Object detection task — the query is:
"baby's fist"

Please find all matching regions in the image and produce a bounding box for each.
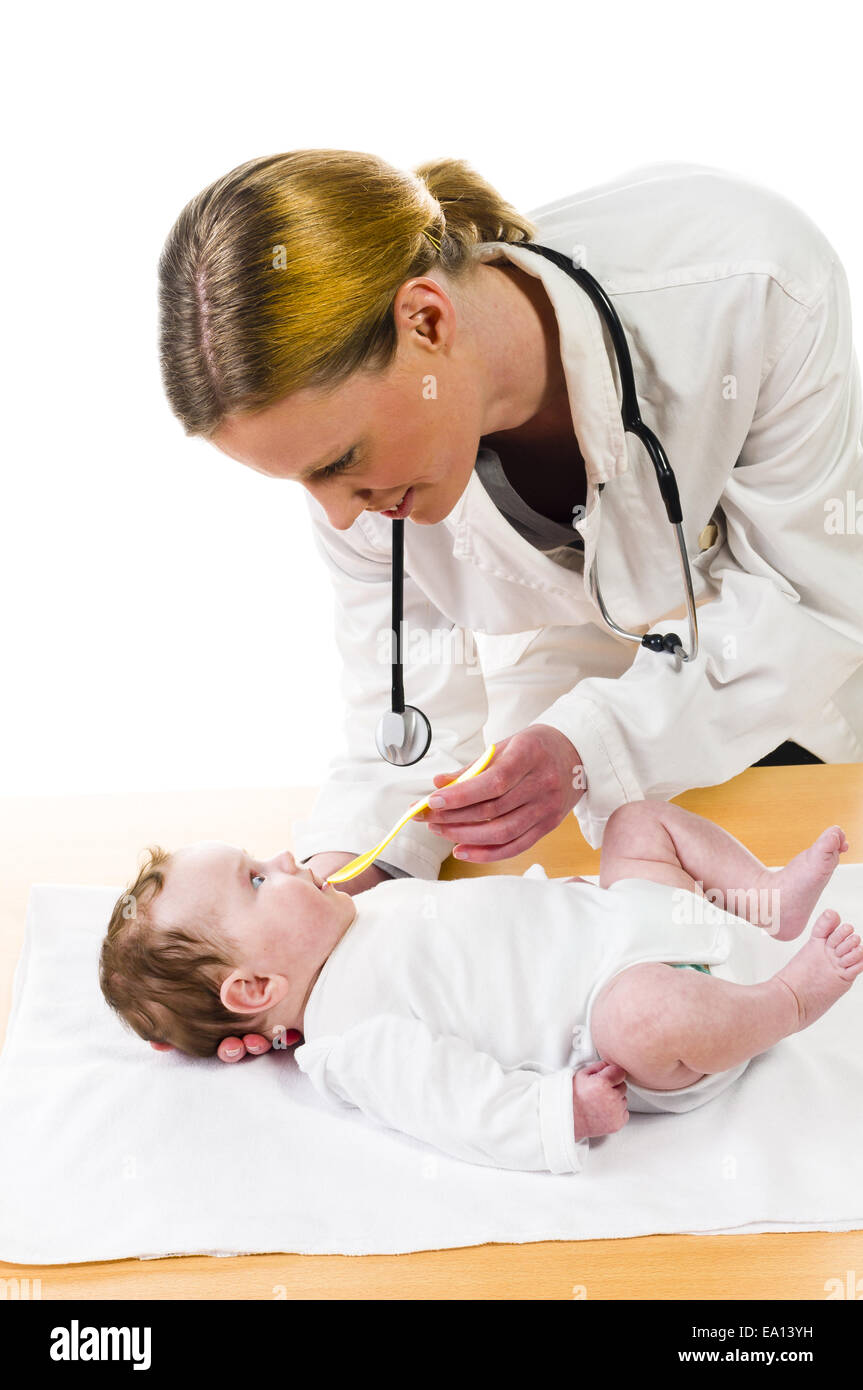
[572,1060,629,1140]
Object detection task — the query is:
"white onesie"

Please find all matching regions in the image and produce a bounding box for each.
[294,866,762,1174]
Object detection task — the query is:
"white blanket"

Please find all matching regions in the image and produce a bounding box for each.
[1,865,862,1264]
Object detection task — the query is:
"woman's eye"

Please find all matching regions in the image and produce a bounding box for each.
[250,873,265,889]
[318,449,355,480]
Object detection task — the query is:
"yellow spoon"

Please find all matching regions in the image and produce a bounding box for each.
[324,742,497,884]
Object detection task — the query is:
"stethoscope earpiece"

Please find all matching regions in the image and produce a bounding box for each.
[641,632,683,655]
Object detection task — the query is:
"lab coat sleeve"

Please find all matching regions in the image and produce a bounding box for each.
[529,256,863,847]
[295,1014,587,1174]
[291,496,490,880]
[368,857,411,880]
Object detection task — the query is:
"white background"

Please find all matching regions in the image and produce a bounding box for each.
[3,0,861,796]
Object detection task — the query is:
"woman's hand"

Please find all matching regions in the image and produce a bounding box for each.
[148,1032,289,1063]
[149,851,392,1063]
[415,724,585,863]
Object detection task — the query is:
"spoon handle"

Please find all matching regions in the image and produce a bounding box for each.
[324,742,496,884]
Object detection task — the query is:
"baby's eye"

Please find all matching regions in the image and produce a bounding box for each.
[250,873,265,889]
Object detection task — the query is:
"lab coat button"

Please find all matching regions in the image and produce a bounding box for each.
[698,522,719,550]
[571,243,587,268]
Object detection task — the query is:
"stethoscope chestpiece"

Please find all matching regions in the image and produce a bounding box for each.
[374,705,433,766]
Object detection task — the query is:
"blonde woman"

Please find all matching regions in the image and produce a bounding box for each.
[156,151,863,1063]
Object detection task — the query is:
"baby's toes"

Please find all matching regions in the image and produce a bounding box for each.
[812,908,843,940]
[817,827,844,860]
[837,943,863,982]
[834,938,863,982]
[828,931,863,980]
[826,921,855,950]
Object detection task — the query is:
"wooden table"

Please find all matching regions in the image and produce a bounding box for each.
[1,764,860,1299]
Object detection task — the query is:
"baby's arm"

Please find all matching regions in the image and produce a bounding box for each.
[296,1016,627,1174]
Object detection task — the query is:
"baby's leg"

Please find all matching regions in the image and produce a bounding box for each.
[591,909,863,1091]
[600,800,848,940]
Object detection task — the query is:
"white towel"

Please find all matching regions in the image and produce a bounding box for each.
[0,865,862,1263]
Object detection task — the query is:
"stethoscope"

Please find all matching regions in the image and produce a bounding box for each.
[375,241,700,767]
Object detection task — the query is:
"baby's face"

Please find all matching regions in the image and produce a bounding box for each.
[156,842,357,992]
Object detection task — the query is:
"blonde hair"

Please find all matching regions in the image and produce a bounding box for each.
[99,845,267,1059]
[158,150,538,438]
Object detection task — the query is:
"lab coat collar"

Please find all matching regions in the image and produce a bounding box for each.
[475,240,627,483]
[440,239,627,603]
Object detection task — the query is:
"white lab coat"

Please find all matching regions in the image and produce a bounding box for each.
[292,161,863,870]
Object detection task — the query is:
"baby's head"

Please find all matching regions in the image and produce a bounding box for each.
[99,842,357,1058]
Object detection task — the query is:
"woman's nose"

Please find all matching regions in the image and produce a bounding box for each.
[303,483,365,531]
[324,501,367,531]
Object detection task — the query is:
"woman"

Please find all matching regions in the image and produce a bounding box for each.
[156,150,863,1061]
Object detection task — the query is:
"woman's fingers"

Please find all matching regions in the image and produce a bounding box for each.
[417,729,583,858]
[217,1037,249,1062]
[429,802,540,847]
[420,764,535,827]
[216,1033,273,1063]
[424,786,530,828]
[151,1036,275,1061]
[419,738,529,818]
[452,817,558,863]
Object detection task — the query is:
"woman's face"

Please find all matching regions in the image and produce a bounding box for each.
[210,272,489,530]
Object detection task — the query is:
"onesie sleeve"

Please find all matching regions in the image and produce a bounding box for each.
[295,1014,587,1174]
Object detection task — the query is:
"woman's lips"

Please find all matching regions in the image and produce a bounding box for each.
[380,485,414,520]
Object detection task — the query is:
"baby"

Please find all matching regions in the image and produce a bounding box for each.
[99,800,862,1173]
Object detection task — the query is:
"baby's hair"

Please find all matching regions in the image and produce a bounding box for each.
[99,844,268,1059]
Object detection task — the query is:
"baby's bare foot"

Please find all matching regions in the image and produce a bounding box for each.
[758,826,849,941]
[774,908,863,1030]
[572,1060,629,1141]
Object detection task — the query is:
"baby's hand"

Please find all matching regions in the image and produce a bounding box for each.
[571,1060,629,1140]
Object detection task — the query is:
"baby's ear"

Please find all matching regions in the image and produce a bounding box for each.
[149,1040,174,1052]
